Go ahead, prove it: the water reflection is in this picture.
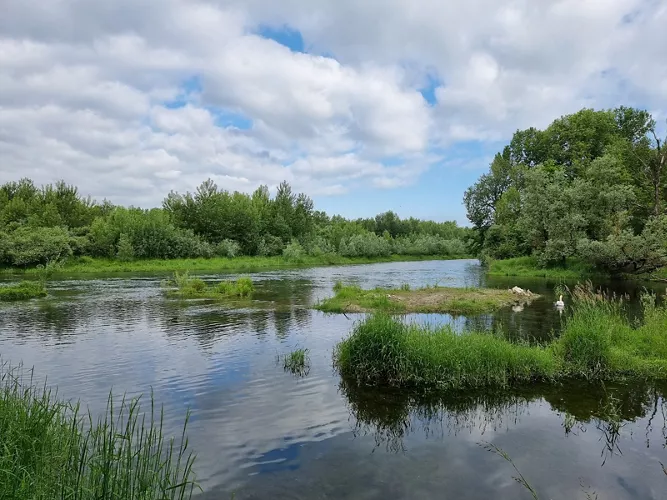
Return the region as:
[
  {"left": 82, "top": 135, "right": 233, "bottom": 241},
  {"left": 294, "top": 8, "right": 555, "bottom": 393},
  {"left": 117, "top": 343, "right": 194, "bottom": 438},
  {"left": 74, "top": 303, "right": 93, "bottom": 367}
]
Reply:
[{"left": 340, "top": 378, "right": 667, "bottom": 460}]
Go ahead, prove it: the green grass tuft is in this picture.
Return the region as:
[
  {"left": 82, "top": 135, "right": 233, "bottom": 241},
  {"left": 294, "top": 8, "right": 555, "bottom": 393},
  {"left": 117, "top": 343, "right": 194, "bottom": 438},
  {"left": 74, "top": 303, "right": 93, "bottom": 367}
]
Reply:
[
  {"left": 164, "top": 271, "right": 254, "bottom": 299},
  {"left": 0, "top": 280, "right": 47, "bottom": 301},
  {"left": 280, "top": 348, "right": 311, "bottom": 376},
  {"left": 0, "top": 363, "right": 198, "bottom": 499},
  {"left": 334, "top": 284, "right": 667, "bottom": 390}
]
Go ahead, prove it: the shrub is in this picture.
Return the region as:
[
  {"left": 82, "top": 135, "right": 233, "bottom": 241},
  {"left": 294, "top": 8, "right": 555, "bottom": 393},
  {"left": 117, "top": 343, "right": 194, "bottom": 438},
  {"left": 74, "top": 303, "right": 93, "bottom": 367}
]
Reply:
[
  {"left": 339, "top": 233, "right": 392, "bottom": 258},
  {"left": 116, "top": 233, "right": 135, "bottom": 261},
  {"left": 282, "top": 240, "right": 306, "bottom": 263},
  {"left": 257, "top": 235, "right": 284, "bottom": 257},
  {"left": 215, "top": 239, "right": 241, "bottom": 258},
  {"left": 5, "top": 226, "right": 72, "bottom": 267}
]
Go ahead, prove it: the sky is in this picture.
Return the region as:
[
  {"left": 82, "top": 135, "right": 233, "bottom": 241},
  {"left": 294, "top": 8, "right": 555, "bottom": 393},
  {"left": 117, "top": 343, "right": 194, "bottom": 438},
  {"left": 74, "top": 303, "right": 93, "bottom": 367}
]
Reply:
[{"left": 1, "top": 0, "right": 666, "bottom": 225}]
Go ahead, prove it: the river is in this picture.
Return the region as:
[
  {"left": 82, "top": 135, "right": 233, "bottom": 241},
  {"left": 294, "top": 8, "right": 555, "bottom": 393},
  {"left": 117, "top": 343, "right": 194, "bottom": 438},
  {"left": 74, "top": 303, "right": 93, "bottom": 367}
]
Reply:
[{"left": 0, "top": 259, "right": 665, "bottom": 499}]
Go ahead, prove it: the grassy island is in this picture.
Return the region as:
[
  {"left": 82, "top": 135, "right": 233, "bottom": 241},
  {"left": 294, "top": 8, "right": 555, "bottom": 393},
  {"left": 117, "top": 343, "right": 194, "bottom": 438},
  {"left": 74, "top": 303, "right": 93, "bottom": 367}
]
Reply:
[
  {"left": 0, "top": 280, "right": 47, "bottom": 301},
  {"left": 334, "top": 284, "right": 667, "bottom": 391},
  {"left": 316, "top": 282, "right": 540, "bottom": 315},
  {"left": 163, "top": 271, "right": 254, "bottom": 299}
]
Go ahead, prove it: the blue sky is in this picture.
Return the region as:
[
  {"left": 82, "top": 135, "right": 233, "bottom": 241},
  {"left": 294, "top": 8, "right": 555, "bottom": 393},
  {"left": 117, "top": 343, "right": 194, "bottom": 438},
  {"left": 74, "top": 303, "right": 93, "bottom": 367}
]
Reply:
[{"left": 1, "top": 0, "right": 665, "bottom": 226}]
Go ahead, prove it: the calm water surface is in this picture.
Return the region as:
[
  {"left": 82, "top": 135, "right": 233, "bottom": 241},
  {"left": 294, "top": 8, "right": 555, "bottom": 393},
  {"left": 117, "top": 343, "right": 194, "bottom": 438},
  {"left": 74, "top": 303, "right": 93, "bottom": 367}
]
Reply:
[{"left": 1, "top": 259, "right": 666, "bottom": 499}]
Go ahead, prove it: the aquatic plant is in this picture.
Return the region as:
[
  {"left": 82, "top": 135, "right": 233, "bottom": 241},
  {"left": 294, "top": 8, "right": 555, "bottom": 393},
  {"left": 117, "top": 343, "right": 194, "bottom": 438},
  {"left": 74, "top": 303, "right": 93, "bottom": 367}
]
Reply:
[
  {"left": 281, "top": 348, "right": 311, "bottom": 376},
  {"left": 0, "top": 363, "right": 198, "bottom": 499},
  {"left": 334, "top": 314, "right": 557, "bottom": 389},
  {"left": 334, "top": 283, "right": 667, "bottom": 390},
  {"left": 0, "top": 280, "right": 47, "bottom": 301},
  {"left": 165, "top": 271, "right": 254, "bottom": 299}
]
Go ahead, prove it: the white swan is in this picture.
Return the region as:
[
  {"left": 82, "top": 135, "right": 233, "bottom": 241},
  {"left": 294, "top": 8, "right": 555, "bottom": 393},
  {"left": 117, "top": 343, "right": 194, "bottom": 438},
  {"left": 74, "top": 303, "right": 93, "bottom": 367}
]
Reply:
[{"left": 555, "top": 294, "right": 565, "bottom": 308}]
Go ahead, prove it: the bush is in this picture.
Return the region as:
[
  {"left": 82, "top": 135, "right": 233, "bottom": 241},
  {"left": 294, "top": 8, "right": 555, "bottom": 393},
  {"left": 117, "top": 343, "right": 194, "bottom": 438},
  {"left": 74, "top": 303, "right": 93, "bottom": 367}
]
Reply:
[
  {"left": 257, "top": 235, "right": 284, "bottom": 257},
  {"left": 282, "top": 240, "right": 306, "bottom": 263},
  {"left": 116, "top": 233, "right": 134, "bottom": 262},
  {"left": 339, "top": 233, "right": 392, "bottom": 258},
  {"left": 215, "top": 239, "right": 241, "bottom": 258},
  {"left": 5, "top": 226, "right": 72, "bottom": 267}
]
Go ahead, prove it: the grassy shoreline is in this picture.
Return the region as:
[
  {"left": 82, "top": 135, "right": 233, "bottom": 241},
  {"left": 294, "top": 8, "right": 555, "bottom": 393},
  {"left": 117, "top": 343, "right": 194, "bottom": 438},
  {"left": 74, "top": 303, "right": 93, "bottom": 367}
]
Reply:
[
  {"left": 1, "top": 254, "right": 472, "bottom": 277},
  {"left": 334, "top": 284, "right": 667, "bottom": 391},
  {"left": 486, "top": 257, "right": 602, "bottom": 280},
  {"left": 0, "top": 364, "right": 197, "bottom": 499},
  {"left": 316, "top": 283, "right": 539, "bottom": 315}
]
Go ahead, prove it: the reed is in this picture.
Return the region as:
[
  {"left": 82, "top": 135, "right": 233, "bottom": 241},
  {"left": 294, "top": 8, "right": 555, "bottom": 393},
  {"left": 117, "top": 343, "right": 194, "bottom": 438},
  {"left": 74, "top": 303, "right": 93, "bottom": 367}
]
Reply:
[{"left": 0, "top": 363, "right": 198, "bottom": 499}]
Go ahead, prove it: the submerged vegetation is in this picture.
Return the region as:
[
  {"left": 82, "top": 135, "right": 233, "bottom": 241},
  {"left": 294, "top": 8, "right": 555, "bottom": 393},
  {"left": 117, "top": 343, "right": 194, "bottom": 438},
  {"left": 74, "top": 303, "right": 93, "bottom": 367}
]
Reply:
[
  {"left": 334, "top": 284, "right": 667, "bottom": 391},
  {"left": 0, "top": 178, "right": 469, "bottom": 274},
  {"left": 280, "top": 348, "right": 311, "bottom": 376},
  {"left": 164, "top": 271, "right": 254, "bottom": 299},
  {"left": 0, "top": 280, "right": 47, "bottom": 301},
  {"left": 465, "top": 107, "right": 667, "bottom": 278},
  {"left": 317, "top": 282, "right": 539, "bottom": 315},
  {"left": 0, "top": 364, "right": 197, "bottom": 499}
]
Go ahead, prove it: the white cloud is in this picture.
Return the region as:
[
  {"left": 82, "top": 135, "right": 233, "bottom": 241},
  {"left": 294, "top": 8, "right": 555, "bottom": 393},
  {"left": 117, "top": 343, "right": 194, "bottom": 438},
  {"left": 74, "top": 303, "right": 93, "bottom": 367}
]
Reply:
[{"left": 0, "top": 0, "right": 665, "bottom": 207}]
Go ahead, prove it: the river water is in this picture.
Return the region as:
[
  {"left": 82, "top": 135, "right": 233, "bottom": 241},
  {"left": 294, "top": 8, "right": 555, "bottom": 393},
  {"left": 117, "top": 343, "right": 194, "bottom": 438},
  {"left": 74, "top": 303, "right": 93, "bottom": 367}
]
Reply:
[{"left": 0, "top": 259, "right": 666, "bottom": 499}]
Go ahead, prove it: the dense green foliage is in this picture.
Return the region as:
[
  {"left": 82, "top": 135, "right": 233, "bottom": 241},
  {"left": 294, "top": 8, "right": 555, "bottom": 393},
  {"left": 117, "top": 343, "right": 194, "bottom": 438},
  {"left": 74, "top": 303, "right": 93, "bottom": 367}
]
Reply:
[
  {"left": 334, "top": 285, "right": 667, "bottom": 390},
  {"left": 0, "top": 178, "right": 468, "bottom": 270},
  {"left": 0, "top": 364, "right": 197, "bottom": 499},
  {"left": 164, "top": 271, "right": 255, "bottom": 299},
  {"left": 0, "top": 280, "right": 47, "bottom": 301},
  {"left": 465, "top": 107, "right": 667, "bottom": 274}
]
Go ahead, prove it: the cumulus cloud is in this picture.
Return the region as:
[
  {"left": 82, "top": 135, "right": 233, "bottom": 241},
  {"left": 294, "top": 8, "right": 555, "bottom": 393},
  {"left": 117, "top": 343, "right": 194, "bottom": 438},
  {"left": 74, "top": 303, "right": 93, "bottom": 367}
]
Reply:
[{"left": 0, "top": 0, "right": 665, "bottom": 207}]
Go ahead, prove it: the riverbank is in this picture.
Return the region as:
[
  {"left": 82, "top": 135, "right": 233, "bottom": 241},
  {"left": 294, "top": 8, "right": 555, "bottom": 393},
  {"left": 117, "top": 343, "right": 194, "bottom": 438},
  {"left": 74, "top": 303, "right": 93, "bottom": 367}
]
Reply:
[
  {"left": 0, "top": 364, "right": 197, "bottom": 499},
  {"left": 1, "top": 254, "right": 472, "bottom": 277},
  {"left": 316, "top": 283, "right": 539, "bottom": 315},
  {"left": 486, "top": 257, "right": 600, "bottom": 279},
  {"left": 334, "top": 285, "right": 667, "bottom": 391}
]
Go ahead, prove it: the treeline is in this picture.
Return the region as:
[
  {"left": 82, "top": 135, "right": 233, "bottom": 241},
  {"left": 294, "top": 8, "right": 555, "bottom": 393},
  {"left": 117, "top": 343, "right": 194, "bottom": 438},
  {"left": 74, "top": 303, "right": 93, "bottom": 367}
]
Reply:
[
  {"left": 0, "top": 179, "right": 468, "bottom": 268},
  {"left": 465, "top": 106, "right": 667, "bottom": 274}
]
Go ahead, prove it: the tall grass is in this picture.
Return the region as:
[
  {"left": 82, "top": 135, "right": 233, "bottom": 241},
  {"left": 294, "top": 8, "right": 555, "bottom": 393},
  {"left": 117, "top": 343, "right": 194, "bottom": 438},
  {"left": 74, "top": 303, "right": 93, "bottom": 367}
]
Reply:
[
  {"left": 334, "top": 283, "right": 667, "bottom": 390},
  {"left": 334, "top": 314, "right": 558, "bottom": 390},
  {"left": 0, "top": 363, "right": 198, "bottom": 499},
  {"left": 0, "top": 280, "right": 47, "bottom": 301}
]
